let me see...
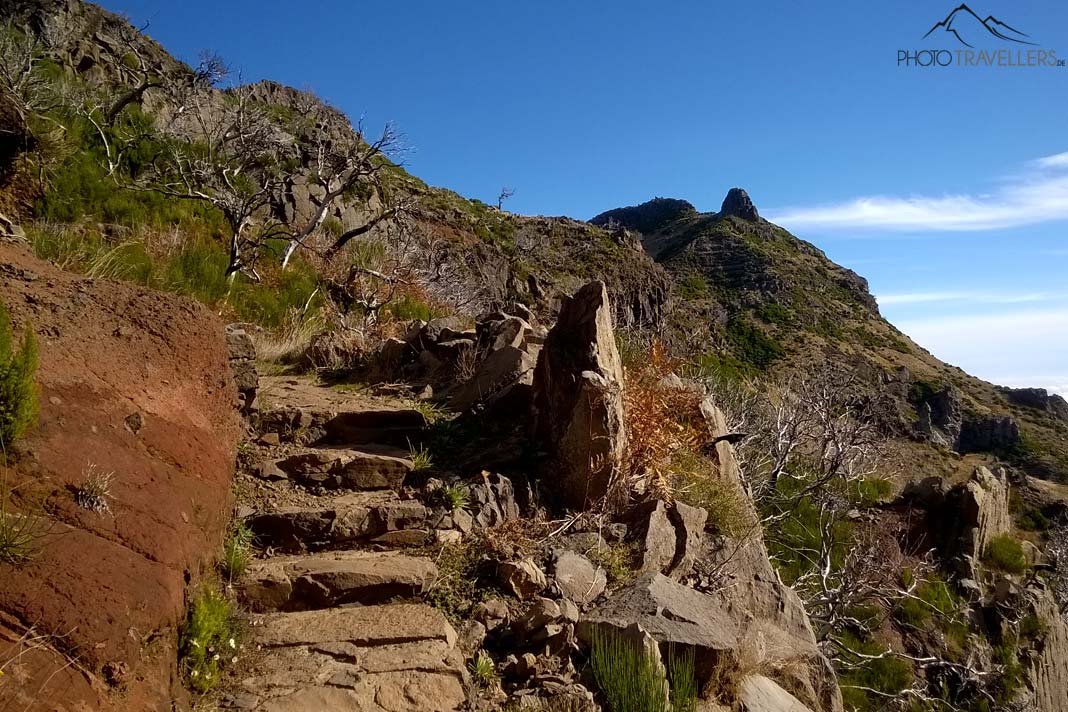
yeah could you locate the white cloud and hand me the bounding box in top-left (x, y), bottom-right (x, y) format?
top-left (877, 291), bottom-right (1058, 306)
top-left (1032, 152), bottom-right (1068, 170)
top-left (895, 307), bottom-right (1068, 397)
top-left (768, 152), bottom-right (1068, 232)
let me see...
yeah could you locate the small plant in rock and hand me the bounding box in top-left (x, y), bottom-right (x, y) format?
top-left (0, 499), bottom-right (47, 566)
top-left (179, 586), bottom-right (240, 693)
top-left (0, 299), bottom-right (38, 447)
top-left (587, 542), bottom-right (639, 586)
top-left (444, 484), bottom-right (470, 512)
top-left (590, 626), bottom-right (670, 712)
top-left (74, 463), bottom-right (115, 514)
top-left (666, 646), bottom-right (698, 712)
top-left (0, 461), bottom-right (48, 567)
top-left (425, 538), bottom-right (490, 622)
top-left (984, 534), bottom-right (1027, 574)
top-left (469, 650), bottom-right (499, 688)
top-left (221, 520), bottom-right (253, 583)
top-left (413, 400), bottom-right (451, 425)
top-left (409, 443), bottom-right (434, 472)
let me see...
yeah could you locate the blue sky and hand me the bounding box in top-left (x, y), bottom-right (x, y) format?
top-left (100, 0), bottom-right (1068, 394)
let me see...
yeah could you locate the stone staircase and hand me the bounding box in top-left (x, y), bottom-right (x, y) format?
top-left (221, 377), bottom-right (466, 712)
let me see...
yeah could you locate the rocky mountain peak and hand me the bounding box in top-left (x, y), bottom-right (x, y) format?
top-left (589, 197), bottom-right (696, 235)
top-left (719, 187), bottom-right (760, 221)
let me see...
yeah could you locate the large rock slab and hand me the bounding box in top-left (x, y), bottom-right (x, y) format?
top-left (270, 447), bottom-right (413, 490)
top-left (636, 499), bottom-right (709, 580)
top-left (449, 345), bottom-right (537, 412)
top-left (246, 493), bottom-right (427, 552)
top-left (581, 573), bottom-right (739, 654)
top-left (0, 242), bottom-right (240, 710)
top-left (532, 281), bottom-right (627, 510)
top-left (237, 605), bottom-right (465, 712)
top-left (552, 550), bottom-right (607, 605)
top-left (239, 551), bottom-right (437, 611)
top-left (739, 675), bottom-right (816, 712)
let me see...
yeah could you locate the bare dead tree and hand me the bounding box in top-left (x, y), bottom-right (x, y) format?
top-left (278, 108), bottom-right (410, 269)
top-left (496, 186), bottom-right (515, 210)
top-left (707, 368), bottom-right (888, 509)
top-left (319, 214), bottom-right (421, 329)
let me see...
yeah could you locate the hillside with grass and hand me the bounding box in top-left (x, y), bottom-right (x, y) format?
top-left (594, 193), bottom-right (1068, 488)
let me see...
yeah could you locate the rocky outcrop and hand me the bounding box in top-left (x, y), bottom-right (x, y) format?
top-left (719, 187), bottom-right (760, 221)
top-left (590, 197), bottom-right (698, 234)
top-left (1029, 590), bottom-right (1068, 712)
top-left (912, 383), bottom-right (1021, 454)
top-left (691, 398), bottom-right (843, 712)
top-left (959, 466), bottom-right (1012, 564)
top-left (226, 324), bottom-right (258, 414)
top-left (999, 386), bottom-right (1068, 422)
top-left (913, 384), bottom-right (963, 448)
top-left (958, 415), bottom-right (1020, 454)
top-left (0, 243), bottom-right (240, 710)
top-left (532, 281), bottom-right (627, 510)
top-left (899, 466), bottom-right (1011, 578)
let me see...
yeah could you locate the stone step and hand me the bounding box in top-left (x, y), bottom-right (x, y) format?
top-left (258, 405), bottom-right (427, 449)
top-left (227, 605), bottom-right (465, 712)
top-left (238, 551), bottom-right (437, 612)
top-left (258, 447), bottom-right (414, 491)
top-left (245, 492), bottom-right (428, 553)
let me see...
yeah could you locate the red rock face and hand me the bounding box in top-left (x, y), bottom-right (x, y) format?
top-left (0, 243), bottom-right (239, 710)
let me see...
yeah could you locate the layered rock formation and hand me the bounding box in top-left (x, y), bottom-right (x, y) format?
top-left (532, 281), bottom-right (628, 510)
top-left (0, 243), bottom-right (240, 709)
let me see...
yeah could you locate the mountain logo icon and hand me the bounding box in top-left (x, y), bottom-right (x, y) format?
top-left (924, 4), bottom-right (1037, 48)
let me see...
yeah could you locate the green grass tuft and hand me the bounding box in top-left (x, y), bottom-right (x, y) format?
top-left (469, 650), bottom-right (499, 688)
top-left (984, 534), bottom-right (1026, 574)
top-left (221, 520), bottom-right (254, 583)
top-left (443, 484), bottom-right (469, 512)
top-left (0, 299), bottom-right (38, 447)
top-left (409, 443), bottom-right (434, 472)
top-left (590, 626), bottom-right (668, 712)
top-left (179, 587), bottom-right (240, 693)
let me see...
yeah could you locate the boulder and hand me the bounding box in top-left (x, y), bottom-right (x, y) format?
top-left (639, 500), bottom-right (678, 575)
top-left (271, 448), bottom-right (413, 491)
top-left (636, 499), bottom-right (708, 580)
top-left (580, 573), bottom-right (739, 687)
top-left (449, 345), bottom-right (537, 412)
top-left (473, 599), bottom-right (511, 631)
top-left (552, 550), bottom-right (607, 605)
top-left (498, 558), bottom-right (549, 600)
top-left (739, 675), bottom-right (816, 712)
top-left (532, 281), bottom-right (627, 510)
top-left (959, 466), bottom-right (1012, 563)
top-left (468, 472), bottom-right (520, 529)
